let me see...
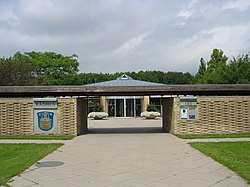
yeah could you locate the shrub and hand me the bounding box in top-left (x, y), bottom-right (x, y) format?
top-left (146, 104), bottom-right (157, 112)
top-left (92, 104), bottom-right (103, 112)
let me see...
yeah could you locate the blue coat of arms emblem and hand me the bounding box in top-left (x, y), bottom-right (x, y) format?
top-left (37, 111), bottom-right (54, 131)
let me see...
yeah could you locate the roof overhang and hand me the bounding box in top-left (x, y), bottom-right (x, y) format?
top-left (0, 84), bottom-right (249, 97)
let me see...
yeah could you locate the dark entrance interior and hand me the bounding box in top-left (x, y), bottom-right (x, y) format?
top-left (86, 97), bottom-right (173, 134)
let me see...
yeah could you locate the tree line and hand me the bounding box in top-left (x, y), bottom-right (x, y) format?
top-left (0, 49), bottom-right (249, 86)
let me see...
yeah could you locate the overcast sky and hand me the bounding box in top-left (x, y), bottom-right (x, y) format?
top-left (0, 0), bottom-right (250, 74)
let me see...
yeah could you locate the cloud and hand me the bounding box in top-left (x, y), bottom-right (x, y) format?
top-left (112, 31), bottom-right (152, 55)
top-left (177, 9), bottom-right (193, 19)
top-left (0, 0), bottom-right (249, 74)
top-left (222, 0), bottom-right (250, 11)
top-left (177, 0), bottom-right (198, 19)
top-left (169, 23), bottom-right (250, 71)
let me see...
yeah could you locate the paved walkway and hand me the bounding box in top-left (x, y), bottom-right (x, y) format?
top-left (6, 118), bottom-right (249, 187)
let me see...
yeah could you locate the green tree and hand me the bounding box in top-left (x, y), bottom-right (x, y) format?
top-left (227, 53), bottom-right (250, 84)
top-left (13, 51), bottom-right (79, 85)
top-left (197, 58), bottom-right (206, 79)
top-left (0, 57), bottom-right (37, 86)
top-left (196, 49), bottom-right (229, 84)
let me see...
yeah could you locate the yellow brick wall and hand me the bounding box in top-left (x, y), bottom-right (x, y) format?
top-left (0, 98), bottom-right (33, 135)
top-left (57, 98), bottom-right (77, 135)
top-left (1, 96), bottom-right (249, 135)
top-left (173, 96), bottom-right (250, 134)
top-left (0, 98), bottom-right (81, 136)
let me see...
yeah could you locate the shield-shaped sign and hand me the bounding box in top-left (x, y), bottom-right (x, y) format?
top-left (37, 111), bottom-right (54, 131)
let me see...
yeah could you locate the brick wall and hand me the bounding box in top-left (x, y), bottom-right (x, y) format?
top-left (1, 96), bottom-right (249, 135)
top-left (57, 98), bottom-right (78, 135)
top-left (0, 98), bottom-right (33, 135)
top-left (173, 96), bottom-right (250, 134)
top-left (0, 97), bottom-right (86, 136)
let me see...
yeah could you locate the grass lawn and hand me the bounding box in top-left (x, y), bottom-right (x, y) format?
top-left (177, 133), bottom-right (250, 139)
top-left (0, 135), bottom-right (74, 140)
top-left (190, 141), bottom-right (250, 184)
top-left (0, 143), bottom-right (63, 186)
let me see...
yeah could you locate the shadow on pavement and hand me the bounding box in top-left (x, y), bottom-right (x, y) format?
top-left (87, 127), bottom-right (165, 134)
top-left (35, 161), bottom-right (64, 167)
top-left (22, 161), bottom-right (64, 174)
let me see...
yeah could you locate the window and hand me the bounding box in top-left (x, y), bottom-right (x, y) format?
top-left (180, 108), bottom-right (196, 120)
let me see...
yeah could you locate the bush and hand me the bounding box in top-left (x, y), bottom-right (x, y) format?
top-left (146, 104), bottom-right (157, 112)
top-left (92, 104), bottom-right (103, 112)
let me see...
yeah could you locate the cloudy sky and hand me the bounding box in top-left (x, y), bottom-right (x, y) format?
top-left (0, 0), bottom-right (250, 74)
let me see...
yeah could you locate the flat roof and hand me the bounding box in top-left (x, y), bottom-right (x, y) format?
top-left (0, 84), bottom-right (249, 97)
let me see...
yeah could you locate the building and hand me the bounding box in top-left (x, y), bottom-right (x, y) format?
top-left (86, 74), bottom-right (163, 117)
top-left (0, 82), bottom-right (249, 136)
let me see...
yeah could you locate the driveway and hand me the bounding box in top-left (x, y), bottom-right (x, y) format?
top-left (9, 118), bottom-right (249, 187)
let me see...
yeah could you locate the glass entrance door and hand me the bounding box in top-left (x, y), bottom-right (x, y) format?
top-left (116, 99), bottom-right (124, 117)
top-left (108, 99), bottom-right (115, 117)
top-left (135, 99), bottom-right (141, 117)
top-left (126, 99), bottom-right (135, 117)
top-left (107, 97), bottom-right (142, 117)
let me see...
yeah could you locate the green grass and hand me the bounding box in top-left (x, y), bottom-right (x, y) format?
top-left (177, 133), bottom-right (250, 139)
top-left (0, 143), bottom-right (63, 186)
top-left (0, 135), bottom-right (74, 140)
top-left (190, 142), bottom-right (250, 184)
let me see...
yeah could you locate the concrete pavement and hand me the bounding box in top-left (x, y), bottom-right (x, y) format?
top-left (7, 118), bottom-right (249, 187)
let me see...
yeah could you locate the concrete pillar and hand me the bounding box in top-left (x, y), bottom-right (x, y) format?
top-left (143, 96), bottom-right (150, 111)
top-left (162, 97), bottom-right (174, 133)
top-left (76, 97), bottom-right (88, 135)
top-left (100, 96), bottom-right (106, 112)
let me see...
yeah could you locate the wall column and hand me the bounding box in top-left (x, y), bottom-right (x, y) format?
top-left (162, 97), bottom-right (174, 133)
top-left (143, 96), bottom-right (150, 111)
top-left (76, 97), bottom-right (88, 135)
top-left (100, 96), bottom-right (106, 112)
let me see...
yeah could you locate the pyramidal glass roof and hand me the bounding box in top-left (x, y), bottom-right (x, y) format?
top-left (85, 74), bottom-right (164, 87)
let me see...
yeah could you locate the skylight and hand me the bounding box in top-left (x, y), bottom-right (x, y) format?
top-left (121, 74), bottom-right (129, 80)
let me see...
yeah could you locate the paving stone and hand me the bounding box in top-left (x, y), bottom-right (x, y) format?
top-left (7, 118), bottom-right (250, 187)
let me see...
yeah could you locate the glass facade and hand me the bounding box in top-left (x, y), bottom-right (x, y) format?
top-left (106, 97), bottom-right (142, 117)
top-left (116, 99), bottom-right (124, 117)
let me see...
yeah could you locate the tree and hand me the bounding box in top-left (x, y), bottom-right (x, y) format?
top-left (195, 48), bottom-right (229, 84)
top-left (227, 53), bottom-right (250, 84)
top-left (205, 48), bottom-right (228, 83)
top-left (13, 51), bottom-right (79, 85)
top-left (197, 58), bottom-right (206, 79)
top-left (0, 57), bottom-right (37, 86)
